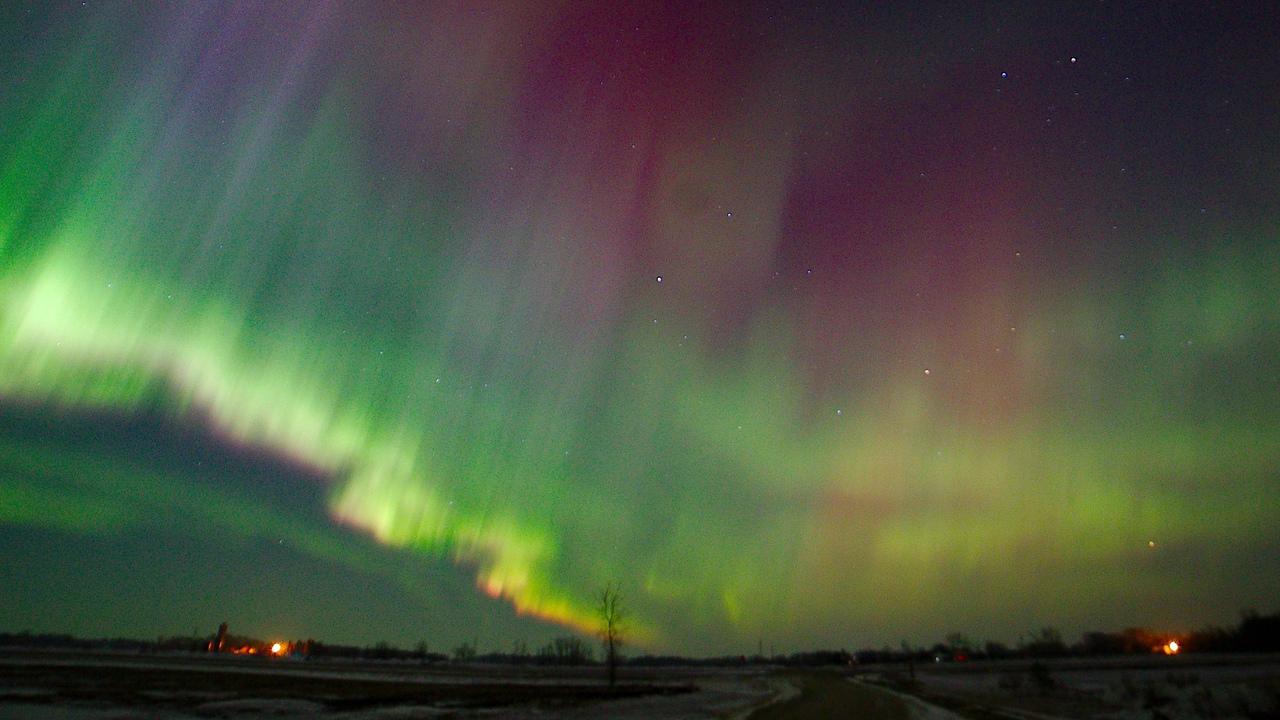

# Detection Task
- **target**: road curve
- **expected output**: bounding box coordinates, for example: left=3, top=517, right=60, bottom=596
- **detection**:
left=748, top=672, right=913, bottom=720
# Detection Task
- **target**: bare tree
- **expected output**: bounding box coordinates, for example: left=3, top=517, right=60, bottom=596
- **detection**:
left=452, top=640, right=476, bottom=662
left=539, top=635, right=592, bottom=665
left=599, top=581, right=623, bottom=687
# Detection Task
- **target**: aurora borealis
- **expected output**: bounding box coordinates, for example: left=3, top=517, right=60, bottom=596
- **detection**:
left=1, top=2, right=1278, bottom=655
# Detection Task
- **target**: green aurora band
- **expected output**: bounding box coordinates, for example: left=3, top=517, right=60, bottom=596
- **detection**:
left=1, top=3, right=1278, bottom=652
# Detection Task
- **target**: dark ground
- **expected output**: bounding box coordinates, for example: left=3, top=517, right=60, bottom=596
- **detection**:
left=0, top=650, right=694, bottom=717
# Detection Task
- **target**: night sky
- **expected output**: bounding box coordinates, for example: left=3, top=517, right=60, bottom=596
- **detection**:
left=1, top=2, right=1277, bottom=656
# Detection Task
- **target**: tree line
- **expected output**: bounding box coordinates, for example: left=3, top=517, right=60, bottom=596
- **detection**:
left=4, top=608, right=1276, bottom=665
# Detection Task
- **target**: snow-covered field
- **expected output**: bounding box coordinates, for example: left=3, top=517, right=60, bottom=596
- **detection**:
left=10, top=650, right=1275, bottom=719
left=901, top=656, right=1280, bottom=720
left=0, top=650, right=789, bottom=719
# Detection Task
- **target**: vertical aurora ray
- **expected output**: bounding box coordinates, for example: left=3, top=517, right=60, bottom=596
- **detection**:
left=1, top=2, right=1278, bottom=652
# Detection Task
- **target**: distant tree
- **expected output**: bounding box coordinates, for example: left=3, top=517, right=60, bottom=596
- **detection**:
left=984, top=640, right=1012, bottom=659
left=371, top=641, right=395, bottom=659
left=1023, top=627, right=1066, bottom=657
left=1078, top=631, right=1124, bottom=655
left=512, top=639, right=529, bottom=658
left=1188, top=624, right=1231, bottom=653
left=453, top=640, right=476, bottom=662
left=599, top=581, right=624, bottom=687
left=1119, top=627, right=1156, bottom=654
left=854, top=647, right=892, bottom=664
left=1237, top=609, right=1280, bottom=652
left=538, top=635, right=593, bottom=665
left=785, top=649, right=854, bottom=666
left=945, top=632, right=974, bottom=654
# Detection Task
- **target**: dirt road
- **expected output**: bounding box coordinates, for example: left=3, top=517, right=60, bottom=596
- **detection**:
left=748, top=672, right=914, bottom=719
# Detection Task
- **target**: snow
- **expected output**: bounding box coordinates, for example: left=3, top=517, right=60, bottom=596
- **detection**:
left=910, top=657, right=1280, bottom=720
left=726, top=676, right=800, bottom=720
